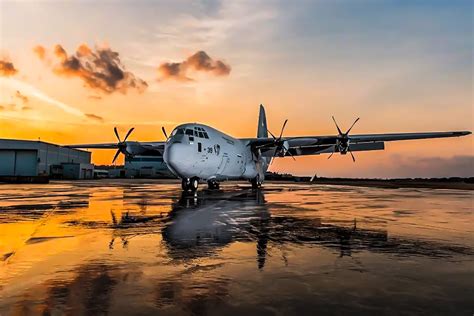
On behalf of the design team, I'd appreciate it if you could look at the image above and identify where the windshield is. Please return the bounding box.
[170,128,184,136]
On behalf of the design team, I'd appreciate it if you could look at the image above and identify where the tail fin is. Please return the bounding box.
[257,104,268,138]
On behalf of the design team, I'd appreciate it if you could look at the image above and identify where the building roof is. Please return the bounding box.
[0,138,90,153]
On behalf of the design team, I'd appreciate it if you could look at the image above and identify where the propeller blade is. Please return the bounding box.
[114,127,121,142]
[162,126,169,140]
[286,149,296,161]
[346,118,360,135]
[123,127,135,142]
[349,148,356,162]
[267,129,277,140]
[332,116,343,136]
[279,119,288,139]
[112,149,121,164]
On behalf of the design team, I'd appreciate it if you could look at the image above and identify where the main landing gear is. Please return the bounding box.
[207,180,220,190]
[251,175,262,189]
[181,177,199,192]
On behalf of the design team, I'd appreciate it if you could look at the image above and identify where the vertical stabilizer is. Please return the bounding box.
[257,104,268,138]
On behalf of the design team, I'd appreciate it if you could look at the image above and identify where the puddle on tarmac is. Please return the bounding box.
[0,180,473,315]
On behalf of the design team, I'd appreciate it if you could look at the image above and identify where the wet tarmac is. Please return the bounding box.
[0,180,473,315]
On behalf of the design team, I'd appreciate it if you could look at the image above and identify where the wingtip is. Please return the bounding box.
[454,131,472,136]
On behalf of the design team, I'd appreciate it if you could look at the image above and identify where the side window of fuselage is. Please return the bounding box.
[198,142,202,152]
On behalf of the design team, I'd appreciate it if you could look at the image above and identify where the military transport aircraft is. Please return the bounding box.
[68,105,471,191]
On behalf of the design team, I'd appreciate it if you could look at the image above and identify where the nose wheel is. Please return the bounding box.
[182,177,199,192]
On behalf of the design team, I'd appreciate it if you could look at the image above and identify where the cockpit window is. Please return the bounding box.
[170,128,184,136]
[185,126,209,138]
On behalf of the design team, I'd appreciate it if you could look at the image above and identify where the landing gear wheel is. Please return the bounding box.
[181,178,190,191]
[190,177,199,192]
[181,178,199,192]
[251,175,262,189]
[207,180,220,190]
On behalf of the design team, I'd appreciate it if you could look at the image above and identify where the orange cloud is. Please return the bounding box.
[0,104,16,111]
[85,113,104,122]
[15,90,29,104]
[0,60,18,77]
[33,45,46,60]
[36,44,148,94]
[158,51,231,81]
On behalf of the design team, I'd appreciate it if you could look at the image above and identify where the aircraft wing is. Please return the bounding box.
[66,141,166,155]
[242,131,471,157]
[65,143,119,149]
[349,131,471,143]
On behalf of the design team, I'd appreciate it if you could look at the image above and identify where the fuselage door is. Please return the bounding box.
[217,152,229,176]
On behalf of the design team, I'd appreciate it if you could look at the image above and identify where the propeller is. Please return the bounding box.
[161,126,169,140]
[328,116,360,162]
[112,127,135,164]
[267,119,296,164]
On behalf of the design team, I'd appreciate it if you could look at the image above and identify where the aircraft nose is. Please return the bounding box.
[164,142,190,176]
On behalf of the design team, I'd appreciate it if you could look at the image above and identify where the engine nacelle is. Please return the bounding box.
[124,141,147,156]
[336,139,350,155]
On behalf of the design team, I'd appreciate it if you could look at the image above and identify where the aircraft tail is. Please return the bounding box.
[257,104,268,138]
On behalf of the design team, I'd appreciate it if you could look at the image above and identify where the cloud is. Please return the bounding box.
[22,106,32,111]
[0,77,85,117]
[0,60,18,77]
[383,155,474,178]
[15,90,29,103]
[33,45,46,60]
[149,2,277,49]
[0,103,16,111]
[158,51,231,81]
[36,44,148,94]
[85,113,104,122]
[354,153,474,178]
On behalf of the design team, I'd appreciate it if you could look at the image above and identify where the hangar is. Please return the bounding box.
[0,138,93,179]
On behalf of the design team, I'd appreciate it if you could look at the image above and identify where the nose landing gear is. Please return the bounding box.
[181,177,199,192]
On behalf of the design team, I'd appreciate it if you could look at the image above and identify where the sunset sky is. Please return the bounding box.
[0,0,472,177]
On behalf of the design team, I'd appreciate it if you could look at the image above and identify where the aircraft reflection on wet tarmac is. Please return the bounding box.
[110,188,472,268]
[0,181,473,315]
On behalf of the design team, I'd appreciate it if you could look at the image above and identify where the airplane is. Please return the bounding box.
[68,104,471,191]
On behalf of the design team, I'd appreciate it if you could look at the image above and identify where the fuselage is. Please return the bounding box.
[163,123,269,181]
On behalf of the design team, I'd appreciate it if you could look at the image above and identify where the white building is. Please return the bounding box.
[124,155,172,178]
[0,138,92,178]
